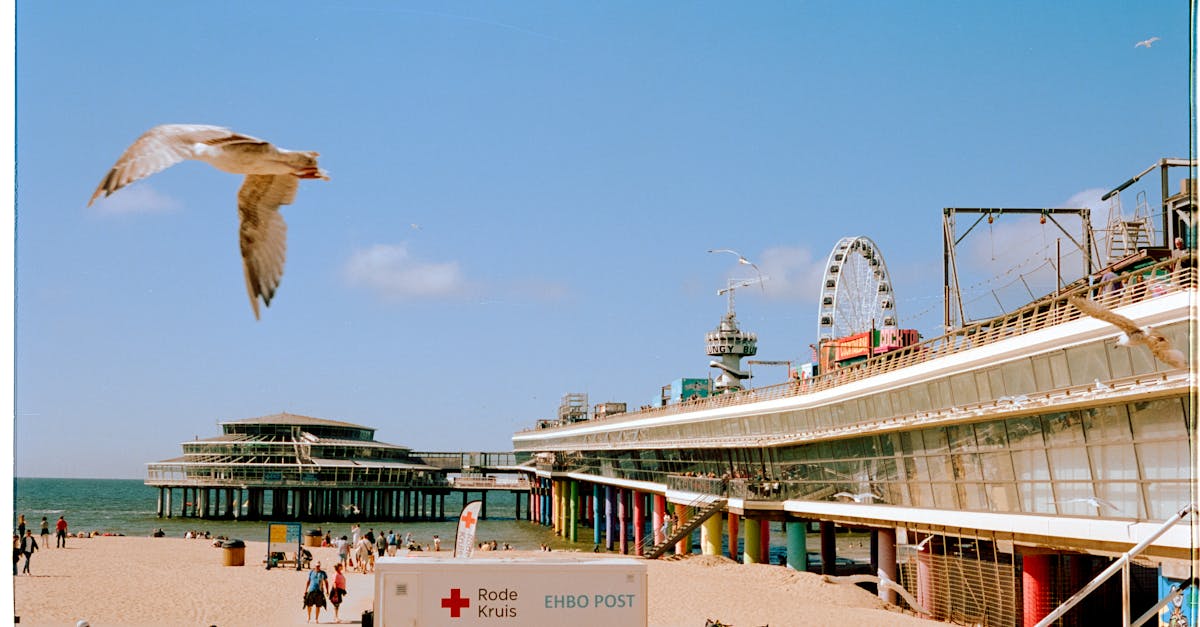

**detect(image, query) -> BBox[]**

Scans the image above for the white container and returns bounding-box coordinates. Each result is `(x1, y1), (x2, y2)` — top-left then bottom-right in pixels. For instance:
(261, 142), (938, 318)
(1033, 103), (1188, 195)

(373, 556), (647, 627)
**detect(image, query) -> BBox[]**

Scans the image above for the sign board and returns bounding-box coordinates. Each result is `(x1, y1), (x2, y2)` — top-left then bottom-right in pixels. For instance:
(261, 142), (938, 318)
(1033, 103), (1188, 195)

(266, 521), (302, 570)
(454, 500), (483, 558)
(373, 557), (646, 626)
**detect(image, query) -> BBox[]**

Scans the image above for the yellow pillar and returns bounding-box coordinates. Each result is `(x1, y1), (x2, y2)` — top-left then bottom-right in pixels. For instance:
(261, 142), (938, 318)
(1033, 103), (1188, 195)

(701, 514), (723, 555)
(744, 517), (761, 564)
(553, 480), (562, 535)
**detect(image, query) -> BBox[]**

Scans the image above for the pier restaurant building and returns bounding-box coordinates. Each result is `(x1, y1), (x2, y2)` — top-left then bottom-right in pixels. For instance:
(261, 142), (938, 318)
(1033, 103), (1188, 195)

(513, 257), (1196, 626)
(146, 413), (450, 521)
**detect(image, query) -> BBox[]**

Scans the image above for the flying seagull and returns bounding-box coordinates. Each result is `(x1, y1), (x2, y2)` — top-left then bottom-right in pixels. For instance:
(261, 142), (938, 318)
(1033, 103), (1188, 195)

(88, 124), (330, 319)
(833, 492), (882, 503)
(1056, 497), (1122, 513)
(1135, 36), (1160, 48)
(708, 248), (765, 292)
(1068, 296), (1187, 368)
(708, 248), (761, 273)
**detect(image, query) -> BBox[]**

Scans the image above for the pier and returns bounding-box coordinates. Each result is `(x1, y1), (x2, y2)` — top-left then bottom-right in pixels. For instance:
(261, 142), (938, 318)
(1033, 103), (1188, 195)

(145, 413), (531, 522)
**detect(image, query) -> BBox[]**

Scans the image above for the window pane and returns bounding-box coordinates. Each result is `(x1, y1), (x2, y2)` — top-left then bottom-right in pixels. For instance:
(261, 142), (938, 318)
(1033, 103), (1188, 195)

(1001, 359), (1036, 395)
(1065, 343), (1109, 386)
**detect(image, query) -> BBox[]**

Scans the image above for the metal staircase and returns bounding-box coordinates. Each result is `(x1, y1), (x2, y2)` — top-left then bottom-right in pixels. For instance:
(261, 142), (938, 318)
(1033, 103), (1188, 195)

(1105, 191), (1156, 263)
(636, 496), (727, 560)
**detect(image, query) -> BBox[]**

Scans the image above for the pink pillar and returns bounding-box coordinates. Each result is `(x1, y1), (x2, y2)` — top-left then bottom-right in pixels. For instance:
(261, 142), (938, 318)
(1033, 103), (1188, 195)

(618, 489), (628, 554)
(653, 494), (666, 545)
(632, 490), (644, 556)
(586, 491), (594, 523)
(917, 538), (935, 618)
(727, 513), (740, 561)
(759, 519), (771, 564)
(1023, 553), (1055, 626)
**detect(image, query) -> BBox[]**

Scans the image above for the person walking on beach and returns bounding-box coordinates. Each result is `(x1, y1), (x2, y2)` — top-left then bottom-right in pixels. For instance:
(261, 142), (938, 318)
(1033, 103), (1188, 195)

(21, 530), (39, 574)
(329, 562), (347, 623)
(39, 517), (49, 550)
(433, 534), (441, 552)
(302, 561), (329, 623)
(17, 514), (26, 538)
(335, 535), (350, 569)
(55, 516), (68, 548)
(12, 535), (21, 575)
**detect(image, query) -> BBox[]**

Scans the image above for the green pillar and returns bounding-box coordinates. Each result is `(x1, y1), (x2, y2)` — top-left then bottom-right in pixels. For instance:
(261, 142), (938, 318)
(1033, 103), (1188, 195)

(568, 480), (578, 543)
(786, 521), (808, 571)
(744, 517), (761, 564)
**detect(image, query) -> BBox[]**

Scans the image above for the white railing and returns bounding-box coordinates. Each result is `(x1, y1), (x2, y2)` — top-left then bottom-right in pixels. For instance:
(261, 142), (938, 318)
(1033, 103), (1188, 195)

(1034, 503), (1196, 627)
(518, 259), (1194, 437)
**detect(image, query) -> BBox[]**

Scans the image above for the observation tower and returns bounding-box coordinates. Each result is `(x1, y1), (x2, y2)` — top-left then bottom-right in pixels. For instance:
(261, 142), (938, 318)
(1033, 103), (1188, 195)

(705, 279), (759, 394)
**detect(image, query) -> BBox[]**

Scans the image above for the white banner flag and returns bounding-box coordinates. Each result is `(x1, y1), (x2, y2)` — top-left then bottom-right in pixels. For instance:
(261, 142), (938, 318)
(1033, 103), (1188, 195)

(453, 500), (483, 558)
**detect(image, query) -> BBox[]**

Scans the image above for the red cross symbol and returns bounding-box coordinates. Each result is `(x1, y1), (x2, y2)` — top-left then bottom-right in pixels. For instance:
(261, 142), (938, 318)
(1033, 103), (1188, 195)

(461, 510), (477, 529)
(441, 588), (470, 618)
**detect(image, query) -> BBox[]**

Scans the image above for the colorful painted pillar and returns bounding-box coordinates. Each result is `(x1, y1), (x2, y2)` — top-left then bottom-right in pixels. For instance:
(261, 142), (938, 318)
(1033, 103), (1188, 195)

(916, 535), (935, 618)
(631, 490), (644, 556)
(701, 514), (722, 556)
(652, 494), (666, 545)
(786, 521), (807, 571)
(876, 527), (897, 604)
(743, 517), (761, 564)
(820, 521), (837, 575)
(593, 484), (603, 545)
(540, 479), (548, 526)
(1022, 553), (1055, 626)
(586, 488), (594, 525)
(759, 520), (770, 564)
(727, 513), (740, 561)
(551, 480), (560, 535)
(618, 488), (628, 554)
(674, 504), (690, 555)
(604, 485), (616, 551)
(568, 480), (578, 543)
(1158, 564), (1198, 627)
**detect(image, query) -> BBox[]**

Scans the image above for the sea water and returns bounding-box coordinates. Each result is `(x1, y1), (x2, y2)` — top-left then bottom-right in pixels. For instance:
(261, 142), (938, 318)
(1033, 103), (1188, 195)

(13, 478), (813, 563)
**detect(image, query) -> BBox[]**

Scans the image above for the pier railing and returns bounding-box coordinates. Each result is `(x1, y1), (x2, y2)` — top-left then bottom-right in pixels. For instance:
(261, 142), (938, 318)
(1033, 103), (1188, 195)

(451, 476), (532, 490)
(517, 258), (1194, 436)
(145, 463), (452, 489)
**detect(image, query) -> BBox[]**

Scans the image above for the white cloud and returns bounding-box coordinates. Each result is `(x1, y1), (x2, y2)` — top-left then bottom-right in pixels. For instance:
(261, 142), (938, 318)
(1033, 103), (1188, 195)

(343, 243), (466, 299)
(755, 245), (826, 301)
(89, 184), (182, 215)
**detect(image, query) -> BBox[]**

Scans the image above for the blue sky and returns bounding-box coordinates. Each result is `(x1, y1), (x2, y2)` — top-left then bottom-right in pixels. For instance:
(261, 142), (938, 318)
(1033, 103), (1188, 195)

(13, 1), (1193, 478)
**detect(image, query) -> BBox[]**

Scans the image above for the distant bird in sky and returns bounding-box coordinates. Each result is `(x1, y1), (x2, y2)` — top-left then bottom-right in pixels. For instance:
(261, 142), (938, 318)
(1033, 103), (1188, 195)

(1068, 296), (1187, 368)
(708, 248), (761, 273)
(833, 492), (882, 503)
(88, 124), (330, 320)
(708, 248), (765, 292)
(1135, 36), (1160, 48)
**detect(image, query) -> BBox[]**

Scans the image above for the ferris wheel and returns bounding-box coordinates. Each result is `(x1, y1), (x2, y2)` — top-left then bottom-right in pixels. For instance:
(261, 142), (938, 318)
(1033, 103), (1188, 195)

(817, 236), (898, 341)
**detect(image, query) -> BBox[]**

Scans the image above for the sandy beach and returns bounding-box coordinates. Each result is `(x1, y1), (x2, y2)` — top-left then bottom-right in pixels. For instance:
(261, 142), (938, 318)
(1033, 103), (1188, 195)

(13, 537), (943, 626)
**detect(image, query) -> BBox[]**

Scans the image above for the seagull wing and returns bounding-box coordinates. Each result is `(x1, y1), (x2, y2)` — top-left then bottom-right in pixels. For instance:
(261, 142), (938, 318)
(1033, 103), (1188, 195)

(89, 124), (264, 205)
(237, 174), (297, 320)
(708, 248), (742, 256)
(832, 492), (854, 499)
(1145, 332), (1188, 368)
(1068, 296), (1142, 336)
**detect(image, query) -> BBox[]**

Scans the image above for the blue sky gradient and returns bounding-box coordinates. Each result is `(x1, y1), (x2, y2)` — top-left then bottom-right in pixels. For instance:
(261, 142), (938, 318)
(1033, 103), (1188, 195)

(14, 1), (1193, 478)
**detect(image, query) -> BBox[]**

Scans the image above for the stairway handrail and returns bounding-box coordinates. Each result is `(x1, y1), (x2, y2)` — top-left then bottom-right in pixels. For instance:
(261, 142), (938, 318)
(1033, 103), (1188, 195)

(634, 493), (718, 553)
(1034, 503), (1195, 627)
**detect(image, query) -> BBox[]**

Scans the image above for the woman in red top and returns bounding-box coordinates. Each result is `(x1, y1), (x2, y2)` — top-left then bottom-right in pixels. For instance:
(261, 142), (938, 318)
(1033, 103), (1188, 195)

(329, 562), (348, 623)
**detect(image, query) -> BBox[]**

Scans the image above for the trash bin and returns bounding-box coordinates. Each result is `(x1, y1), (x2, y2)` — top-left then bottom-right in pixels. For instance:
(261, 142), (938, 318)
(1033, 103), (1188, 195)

(305, 529), (323, 547)
(221, 540), (246, 566)
(361, 609), (373, 627)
